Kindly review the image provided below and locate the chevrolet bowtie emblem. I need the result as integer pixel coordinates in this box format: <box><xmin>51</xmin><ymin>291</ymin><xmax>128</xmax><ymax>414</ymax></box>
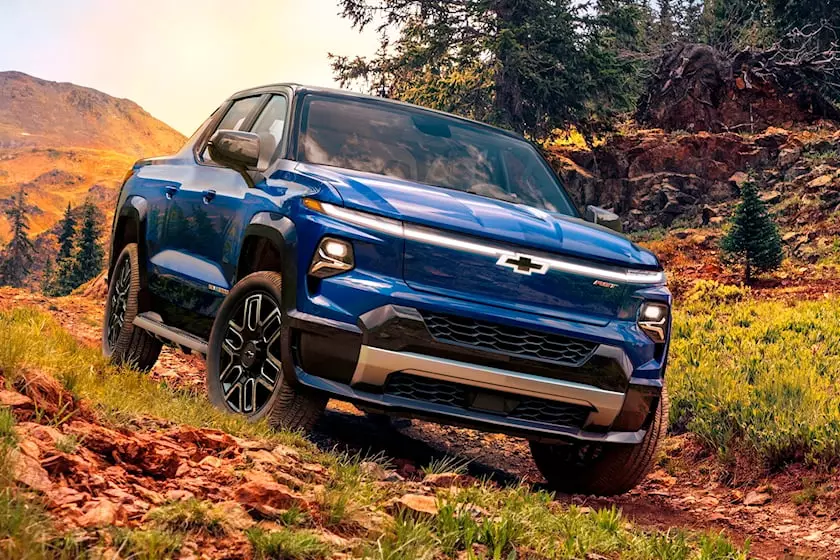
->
<box><xmin>496</xmin><ymin>253</ymin><xmax>550</xmax><ymax>275</ymax></box>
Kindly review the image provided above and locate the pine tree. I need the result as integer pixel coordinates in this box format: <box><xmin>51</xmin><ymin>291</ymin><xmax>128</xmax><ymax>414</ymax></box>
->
<box><xmin>0</xmin><ymin>185</ymin><xmax>35</xmax><ymax>288</ymax></box>
<box><xmin>721</xmin><ymin>178</ymin><xmax>783</xmax><ymax>284</ymax></box>
<box><xmin>51</xmin><ymin>202</ymin><xmax>79</xmax><ymax>296</ymax></box>
<box><xmin>41</xmin><ymin>257</ymin><xmax>55</xmax><ymax>295</ymax></box>
<box><xmin>71</xmin><ymin>202</ymin><xmax>104</xmax><ymax>288</ymax></box>
<box><xmin>57</xmin><ymin>203</ymin><xmax>76</xmax><ymax>260</ymax></box>
<box><xmin>331</xmin><ymin>0</ymin><xmax>645</xmax><ymax>138</ymax></box>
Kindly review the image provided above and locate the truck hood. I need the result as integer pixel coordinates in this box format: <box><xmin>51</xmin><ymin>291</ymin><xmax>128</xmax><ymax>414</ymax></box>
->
<box><xmin>297</xmin><ymin>163</ymin><xmax>660</xmax><ymax>270</ymax></box>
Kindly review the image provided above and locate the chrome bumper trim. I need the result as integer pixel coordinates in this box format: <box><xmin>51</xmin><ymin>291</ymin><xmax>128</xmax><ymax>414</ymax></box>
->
<box><xmin>350</xmin><ymin>345</ymin><xmax>625</xmax><ymax>426</ymax></box>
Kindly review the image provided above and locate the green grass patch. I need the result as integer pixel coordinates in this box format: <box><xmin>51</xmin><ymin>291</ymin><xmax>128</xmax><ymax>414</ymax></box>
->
<box><xmin>670</xmin><ymin>294</ymin><xmax>840</xmax><ymax>470</ymax></box>
<box><xmin>111</xmin><ymin>527</ymin><xmax>183</xmax><ymax>560</ymax></box>
<box><xmin>146</xmin><ymin>499</ymin><xmax>230</xmax><ymax>536</ymax></box>
<box><xmin>247</xmin><ymin>527</ymin><xmax>332</xmax><ymax>560</ymax></box>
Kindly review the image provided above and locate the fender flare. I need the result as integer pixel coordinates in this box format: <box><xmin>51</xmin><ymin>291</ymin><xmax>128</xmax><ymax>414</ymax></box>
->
<box><xmin>238</xmin><ymin>212</ymin><xmax>300</xmax><ymax>385</ymax></box>
<box><xmin>109</xmin><ymin>196</ymin><xmax>148</xmax><ymax>281</ymax></box>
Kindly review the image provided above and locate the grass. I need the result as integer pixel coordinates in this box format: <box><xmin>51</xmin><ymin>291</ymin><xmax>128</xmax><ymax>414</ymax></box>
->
<box><xmin>670</xmin><ymin>285</ymin><xmax>840</xmax><ymax>471</ymax></box>
<box><xmin>317</xmin><ymin>452</ymin><xmax>388</xmax><ymax>529</ymax></box>
<box><xmin>371</xmin><ymin>485</ymin><xmax>751</xmax><ymax>560</ymax></box>
<box><xmin>247</xmin><ymin>527</ymin><xmax>332</xmax><ymax>560</ymax></box>
<box><xmin>0</xmin><ymin>301</ymin><xmax>759</xmax><ymax>558</ymax></box>
<box><xmin>146</xmin><ymin>498</ymin><xmax>230</xmax><ymax>536</ymax></box>
<box><xmin>0</xmin><ymin>306</ymin><xmax>308</xmax><ymax>449</ymax></box>
<box><xmin>111</xmin><ymin>528</ymin><xmax>183</xmax><ymax>560</ymax></box>
<box><xmin>420</xmin><ymin>455</ymin><xmax>471</xmax><ymax>476</ymax></box>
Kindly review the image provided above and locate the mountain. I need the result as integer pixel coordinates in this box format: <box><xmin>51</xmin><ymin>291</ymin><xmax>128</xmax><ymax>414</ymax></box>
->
<box><xmin>0</xmin><ymin>71</ymin><xmax>185</xmax><ymax>263</ymax></box>
<box><xmin>0</xmin><ymin>71</ymin><xmax>184</xmax><ymax>155</ymax></box>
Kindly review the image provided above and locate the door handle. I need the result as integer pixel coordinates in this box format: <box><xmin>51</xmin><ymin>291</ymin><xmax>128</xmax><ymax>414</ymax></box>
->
<box><xmin>202</xmin><ymin>190</ymin><xmax>216</xmax><ymax>204</ymax></box>
<box><xmin>164</xmin><ymin>185</ymin><xmax>178</xmax><ymax>200</ymax></box>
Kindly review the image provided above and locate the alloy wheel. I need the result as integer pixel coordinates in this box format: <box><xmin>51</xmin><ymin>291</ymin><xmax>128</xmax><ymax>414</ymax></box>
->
<box><xmin>107</xmin><ymin>257</ymin><xmax>132</xmax><ymax>348</ymax></box>
<box><xmin>219</xmin><ymin>292</ymin><xmax>283</xmax><ymax>414</ymax></box>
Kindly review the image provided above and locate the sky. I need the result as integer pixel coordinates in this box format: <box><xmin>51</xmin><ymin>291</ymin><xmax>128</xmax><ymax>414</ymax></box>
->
<box><xmin>0</xmin><ymin>0</ymin><xmax>380</xmax><ymax>135</ymax></box>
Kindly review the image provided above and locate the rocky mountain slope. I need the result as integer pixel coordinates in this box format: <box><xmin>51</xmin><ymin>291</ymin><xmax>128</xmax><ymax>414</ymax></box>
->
<box><xmin>0</xmin><ymin>71</ymin><xmax>185</xmax><ymax>246</ymax></box>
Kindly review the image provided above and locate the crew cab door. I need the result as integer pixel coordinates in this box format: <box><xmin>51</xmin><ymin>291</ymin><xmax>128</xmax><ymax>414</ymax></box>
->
<box><xmin>146</xmin><ymin>95</ymin><xmax>263</xmax><ymax>330</ymax></box>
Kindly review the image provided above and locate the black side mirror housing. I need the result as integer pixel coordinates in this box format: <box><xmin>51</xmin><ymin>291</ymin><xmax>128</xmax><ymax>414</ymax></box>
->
<box><xmin>585</xmin><ymin>205</ymin><xmax>623</xmax><ymax>233</ymax></box>
<box><xmin>207</xmin><ymin>130</ymin><xmax>260</xmax><ymax>170</ymax></box>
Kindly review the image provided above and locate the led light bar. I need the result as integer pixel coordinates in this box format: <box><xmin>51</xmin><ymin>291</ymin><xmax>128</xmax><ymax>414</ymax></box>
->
<box><xmin>307</xmin><ymin>200</ymin><xmax>666</xmax><ymax>285</ymax></box>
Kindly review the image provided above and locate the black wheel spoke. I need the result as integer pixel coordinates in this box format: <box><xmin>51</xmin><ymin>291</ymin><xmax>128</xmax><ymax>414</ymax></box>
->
<box><xmin>218</xmin><ymin>291</ymin><xmax>282</xmax><ymax>416</ymax></box>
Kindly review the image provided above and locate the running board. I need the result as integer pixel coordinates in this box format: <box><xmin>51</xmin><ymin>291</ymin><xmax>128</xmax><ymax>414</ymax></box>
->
<box><xmin>133</xmin><ymin>312</ymin><xmax>209</xmax><ymax>355</ymax></box>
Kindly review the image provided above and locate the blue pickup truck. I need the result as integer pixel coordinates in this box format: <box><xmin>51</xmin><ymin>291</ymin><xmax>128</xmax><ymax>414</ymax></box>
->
<box><xmin>102</xmin><ymin>84</ymin><xmax>671</xmax><ymax>495</ymax></box>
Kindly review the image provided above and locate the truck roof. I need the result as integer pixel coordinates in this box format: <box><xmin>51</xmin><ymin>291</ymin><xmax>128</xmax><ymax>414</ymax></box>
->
<box><xmin>227</xmin><ymin>83</ymin><xmax>524</xmax><ymax>141</ymax></box>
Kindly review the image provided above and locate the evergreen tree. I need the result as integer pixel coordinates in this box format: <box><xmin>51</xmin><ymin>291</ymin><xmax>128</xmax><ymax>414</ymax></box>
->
<box><xmin>331</xmin><ymin>0</ymin><xmax>644</xmax><ymax>139</ymax></box>
<box><xmin>0</xmin><ymin>185</ymin><xmax>35</xmax><ymax>288</ymax></box>
<box><xmin>721</xmin><ymin>178</ymin><xmax>783</xmax><ymax>284</ymax></box>
<box><xmin>71</xmin><ymin>202</ymin><xmax>104</xmax><ymax>288</ymax></box>
<box><xmin>657</xmin><ymin>0</ymin><xmax>677</xmax><ymax>44</ymax></box>
<box><xmin>51</xmin><ymin>202</ymin><xmax>79</xmax><ymax>296</ymax></box>
<box><xmin>57</xmin><ymin>203</ymin><xmax>76</xmax><ymax>260</ymax></box>
<box><xmin>41</xmin><ymin>257</ymin><xmax>55</xmax><ymax>295</ymax></box>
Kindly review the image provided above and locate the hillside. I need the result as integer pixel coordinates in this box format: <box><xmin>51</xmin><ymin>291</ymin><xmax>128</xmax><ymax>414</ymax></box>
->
<box><xmin>0</xmin><ymin>71</ymin><xmax>184</xmax><ymax>155</ymax></box>
<box><xmin>0</xmin><ymin>71</ymin><xmax>185</xmax><ymax>252</ymax></box>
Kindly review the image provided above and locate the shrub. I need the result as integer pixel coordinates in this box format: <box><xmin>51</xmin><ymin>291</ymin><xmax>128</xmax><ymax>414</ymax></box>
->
<box><xmin>669</xmin><ymin>296</ymin><xmax>840</xmax><ymax>472</ymax></box>
<box><xmin>684</xmin><ymin>280</ymin><xmax>749</xmax><ymax>307</ymax></box>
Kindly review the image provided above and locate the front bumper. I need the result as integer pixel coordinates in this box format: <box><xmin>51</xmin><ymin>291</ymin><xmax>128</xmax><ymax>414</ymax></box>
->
<box><xmin>284</xmin><ymin>304</ymin><xmax>665</xmax><ymax>445</ymax></box>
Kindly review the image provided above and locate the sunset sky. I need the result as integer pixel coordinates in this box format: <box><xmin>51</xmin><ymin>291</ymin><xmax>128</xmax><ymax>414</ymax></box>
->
<box><xmin>0</xmin><ymin>0</ymin><xmax>380</xmax><ymax>135</ymax></box>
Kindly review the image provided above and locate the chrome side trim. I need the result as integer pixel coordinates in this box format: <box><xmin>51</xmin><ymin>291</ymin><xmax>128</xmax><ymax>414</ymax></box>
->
<box><xmin>318</xmin><ymin>202</ymin><xmax>665</xmax><ymax>285</ymax></box>
<box><xmin>350</xmin><ymin>346</ymin><xmax>625</xmax><ymax>426</ymax></box>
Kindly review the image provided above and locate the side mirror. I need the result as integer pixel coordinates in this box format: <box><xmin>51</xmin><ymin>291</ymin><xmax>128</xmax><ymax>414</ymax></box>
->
<box><xmin>207</xmin><ymin>130</ymin><xmax>260</xmax><ymax>170</ymax></box>
<box><xmin>585</xmin><ymin>205</ymin><xmax>623</xmax><ymax>233</ymax></box>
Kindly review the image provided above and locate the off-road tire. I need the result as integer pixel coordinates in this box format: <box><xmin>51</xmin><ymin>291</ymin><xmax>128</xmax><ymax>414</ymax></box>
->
<box><xmin>206</xmin><ymin>271</ymin><xmax>327</xmax><ymax>432</ymax></box>
<box><xmin>102</xmin><ymin>243</ymin><xmax>162</xmax><ymax>370</ymax></box>
<box><xmin>530</xmin><ymin>389</ymin><xmax>669</xmax><ymax>496</ymax></box>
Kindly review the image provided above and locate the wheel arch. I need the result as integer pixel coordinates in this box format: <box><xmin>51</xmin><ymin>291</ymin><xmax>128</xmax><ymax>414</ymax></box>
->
<box><xmin>109</xmin><ymin>196</ymin><xmax>148</xmax><ymax>284</ymax></box>
<box><xmin>236</xmin><ymin>212</ymin><xmax>298</xmax><ymax>312</ymax></box>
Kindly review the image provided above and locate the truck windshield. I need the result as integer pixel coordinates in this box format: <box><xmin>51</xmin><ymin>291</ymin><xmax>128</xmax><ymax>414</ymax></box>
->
<box><xmin>297</xmin><ymin>94</ymin><xmax>577</xmax><ymax>216</ymax></box>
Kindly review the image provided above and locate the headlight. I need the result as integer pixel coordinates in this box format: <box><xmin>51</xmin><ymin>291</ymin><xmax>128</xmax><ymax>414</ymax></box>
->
<box><xmin>309</xmin><ymin>237</ymin><xmax>354</xmax><ymax>278</ymax></box>
<box><xmin>638</xmin><ymin>302</ymin><xmax>669</xmax><ymax>343</ymax></box>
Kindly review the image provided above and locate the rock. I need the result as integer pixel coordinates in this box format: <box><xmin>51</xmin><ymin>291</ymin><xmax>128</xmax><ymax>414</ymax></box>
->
<box><xmin>778</xmin><ymin>146</ymin><xmax>802</xmax><ymax>167</ymax></box>
<box><xmin>729</xmin><ymin>171</ymin><xmax>749</xmax><ymax>188</ymax></box>
<box><xmin>360</xmin><ymin>461</ymin><xmax>402</xmax><ymax>482</ymax></box>
<box><xmin>422</xmin><ymin>472</ymin><xmax>465</xmax><ymax>488</ymax></box>
<box><xmin>165</xmin><ymin>489</ymin><xmax>195</xmax><ymax>502</ymax></box>
<box><xmin>78</xmin><ymin>499</ymin><xmax>127</xmax><ymax>527</ymax></box>
<box><xmin>808</xmin><ymin>175</ymin><xmax>834</xmax><ymax>189</ymax></box>
<box><xmin>744</xmin><ymin>491</ymin><xmax>772</xmax><ymax>506</ymax></box>
<box><xmin>9</xmin><ymin>448</ymin><xmax>52</xmax><ymax>492</ymax></box>
<box><xmin>198</xmin><ymin>455</ymin><xmax>223</xmax><ymax>469</ymax></box>
<box><xmin>215</xmin><ymin>501</ymin><xmax>255</xmax><ymax>530</ymax></box>
<box><xmin>709</xmin><ymin>216</ymin><xmax>725</xmax><ymax>225</ymax></box>
<box><xmin>0</xmin><ymin>389</ymin><xmax>32</xmax><ymax>407</ymax></box>
<box><xmin>232</xmin><ymin>480</ymin><xmax>309</xmax><ymax>517</ymax></box>
<box><xmin>386</xmin><ymin>494</ymin><xmax>439</xmax><ymax>517</ymax></box>
<box><xmin>760</xmin><ymin>190</ymin><xmax>782</xmax><ymax>204</ymax></box>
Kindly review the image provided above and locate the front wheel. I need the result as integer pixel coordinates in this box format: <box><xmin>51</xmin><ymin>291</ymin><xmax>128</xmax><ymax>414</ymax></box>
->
<box><xmin>206</xmin><ymin>271</ymin><xmax>326</xmax><ymax>431</ymax></box>
<box><xmin>530</xmin><ymin>389</ymin><xmax>669</xmax><ymax>496</ymax></box>
<box><xmin>102</xmin><ymin>243</ymin><xmax>162</xmax><ymax>370</ymax></box>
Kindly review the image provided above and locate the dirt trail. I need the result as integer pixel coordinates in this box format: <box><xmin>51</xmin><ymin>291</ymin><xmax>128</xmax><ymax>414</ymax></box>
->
<box><xmin>3</xmin><ymin>287</ymin><xmax>839</xmax><ymax>560</ymax></box>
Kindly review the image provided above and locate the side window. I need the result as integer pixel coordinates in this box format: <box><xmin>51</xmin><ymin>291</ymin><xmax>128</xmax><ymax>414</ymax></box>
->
<box><xmin>250</xmin><ymin>95</ymin><xmax>289</xmax><ymax>161</ymax></box>
<box><xmin>201</xmin><ymin>96</ymin><xmax>262</xmax><ymax>163</ymax></box>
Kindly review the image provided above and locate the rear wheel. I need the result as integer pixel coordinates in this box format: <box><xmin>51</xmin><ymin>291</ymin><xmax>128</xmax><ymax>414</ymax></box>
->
<box><xmin>206</xmin><ymin>271</ymin><xmax>327</xmax><ymax>431</ymax></box>
<box><xmin>101</xmin><ymin>243</ymin><xmax>162</xmax><ymax>370</ymax></box>
<box><xmin>530</xmin><ymin>389</ymin><xmax>669</xmax><ymax>496</ymax></box>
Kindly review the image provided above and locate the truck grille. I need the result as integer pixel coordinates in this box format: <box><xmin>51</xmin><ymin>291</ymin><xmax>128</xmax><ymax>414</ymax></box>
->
<box><xmin>421</xmin><ymin>312</ymin><xmax>597</xmax><ymax>366</ymax></box>
<box><xmin>384</xmin><ymin>373</ymin><xmax>591</xmax><ymax>429</ymax></box>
